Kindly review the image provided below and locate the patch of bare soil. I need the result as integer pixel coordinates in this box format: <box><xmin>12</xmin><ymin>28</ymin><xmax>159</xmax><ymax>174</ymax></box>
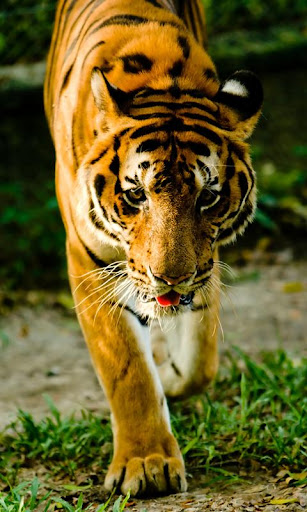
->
<box><xmin>127</xmin><ymin>472</ymin><xmax>306</xmax><ymax>511</ymax></box>
<box><xmin>0</xmin><ymin>262</ymin><xmax>306</xmax><ymax>510</ymax></box>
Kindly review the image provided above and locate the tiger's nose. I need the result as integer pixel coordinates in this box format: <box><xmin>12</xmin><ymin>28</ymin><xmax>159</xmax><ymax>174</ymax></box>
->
<box><xmin>152</xmin><ymin>272</ymin><xmax>195</xmax><ymax>286</ymax></box>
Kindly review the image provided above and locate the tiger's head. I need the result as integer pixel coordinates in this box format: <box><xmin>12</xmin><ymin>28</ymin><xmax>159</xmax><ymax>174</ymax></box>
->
<box><xmin>78</xmin><ymin>67</ymin><xmax>262</xmax><ymax>319</ymax></box>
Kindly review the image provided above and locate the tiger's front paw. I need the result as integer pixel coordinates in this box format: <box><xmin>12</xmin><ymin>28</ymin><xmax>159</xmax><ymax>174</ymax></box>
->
<box><xmin>105</xmin><ymin>453</ymin><xmax>187</xmax><ymax>497</ymax></box>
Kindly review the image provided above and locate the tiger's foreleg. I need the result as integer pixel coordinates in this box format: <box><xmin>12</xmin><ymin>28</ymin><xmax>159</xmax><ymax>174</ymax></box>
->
<box><xmin>67</xmin><ymin>242</ymin><xmax>187</xmax><ymax>496</ymax></box>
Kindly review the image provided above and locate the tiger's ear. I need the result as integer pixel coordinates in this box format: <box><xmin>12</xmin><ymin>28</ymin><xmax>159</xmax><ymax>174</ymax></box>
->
<box><xmin>91</xmin><ymin>67</ymin><xmax>132</xmax><ymax>115</ymax></box>
<box><xmin>215</xmin><ymin>71</ymin><xmax>263</xmax><ymax>140</ymax></box>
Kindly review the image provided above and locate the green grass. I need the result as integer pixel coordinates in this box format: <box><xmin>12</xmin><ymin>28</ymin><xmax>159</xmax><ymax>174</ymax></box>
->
<box><xmin>1</xmin><ymin>397</ymin><xmax>112</xmax><ymax>479</ymax></box>
<box><xmin>0</xmin><ymin>481</ymin><xmax>132</xmax><ymax>512</ymax></box>
<box><xmin>172</xmin><ymin>348</ymin><xmax>306</xmax><ymax>475</ymax></box>
<box><xmin>0</xmin><ymin>348</ymin><xmax>306</xmax><ymax>510</ymax></box>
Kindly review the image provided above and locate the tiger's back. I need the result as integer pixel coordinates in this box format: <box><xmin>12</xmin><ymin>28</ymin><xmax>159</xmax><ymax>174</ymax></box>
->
<box><xmin>45</xmin><ymin>0</ymin><xmax>262</xmax><ymax>497</ymax></box>
<box><xmin>45</xmin><ymin>0</ymin><xmax>213</xmax><ymax>164</ymax></box>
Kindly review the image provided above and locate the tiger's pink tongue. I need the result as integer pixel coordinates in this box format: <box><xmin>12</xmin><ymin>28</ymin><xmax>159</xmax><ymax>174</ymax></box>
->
<box><xmin>156</xmin><ymin>291</ymin><xmax>181</xmax><ymax>307</ymax></box>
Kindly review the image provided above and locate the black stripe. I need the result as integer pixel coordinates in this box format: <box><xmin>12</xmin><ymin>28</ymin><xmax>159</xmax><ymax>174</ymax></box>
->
<box><xmin>221</xmin><ymin>180</ymin><xmax>231</xmax><ymax>199</ymax></box>
<box><xmin>71</xmin><ymin>111</ymin><xmax>79</xmax><ymax>167</ymax></box>
<box><xmin>193</xmin><ymin>275</ymin><xmax>212</xmax><ymax>286</ymax></box>
<box><xmin>169</xmin><ymin>59</ymin><xmax>184</xmax><ymax>78</ymax></box>
<box><xmin>114</xmin><ymin>178</ymin><xmax>122</xmax><ymax>194</ymax></box>
<box><xmin>88</xmin><ymin>14</ymin><xmax>182</xmax><ymax>38</ymax></box>
<box><xmin>89</xmin><ymin>188</ymin><xmax>109</xmax><ymax>224</ymax></box>
<box><xmin>101</xmin><ymin>63</ymin><xmax>114</xmax><ymax>73</ymax></box>
<box><xmin>171</xmin><ymin>361</ymin><xmax>182</xmax><ymax>377</ymax></box>
<box><xmin>195</xmin><ymin>0</ymin><xmax>206</xmax><ymax>45</ymax></box>
<box><xmin>242</xmin><ymin>158</ymin><xmax>255</xmax><ymax>188</ymax></box>
<box><xmin>136</xmin><ymin>139</ymin><xmax>163</xmax><ymax>153</ymax></box>
<box><xmin>110</xmin><ymin>213</ymin><xmax>122</xmax><ymax>227</ymax></box>
<box><xmin>63</xmin><ymin>0</ymin><xmax>103</xmax><ymax>63</ymax></box>
<box><xmin>76</xmin><ymin>225</ymin><xmax>109</xmax><ymax>267</ymax></box>
<box><xmin>231</xmin><ymin>202</ymin><xmax>254</xmax><ymax>232</ymax></box>
<box><xmin>95</xmin><ymin>14</ymin><xmax>148</xmax><ymax>29</ymax></box>
<box><xmin>217</xmin><ymin>227</ymin><xmax>233</xmax><ymax>242</ymax></box>
<box><xmin>191</xmin><ymin>303</ymin><xmax>209</xmax><ymax>311</ymax></box>
<box><xmin>227</xmin><ymin>210</ymin><xmax>238</xmax><ymax>220</ymax></box>
<box><xmin>177</xmin><ymin>35</ymin><xmax>190</xmax><ymax>59</ymax></box>
<box><xmin>64</xmin><ymin>0</ymin><xmax>98</xmax><ymax>58</ymax></box>
<box><xmin>109</xmin><ymin>154</ymin><xmax>120</xmax><ymax>175</ymax></box>
<box><xmin>196</xmin><ymin>158</ymin><xmax>208</xmax><ymax>170</ymax></box>
<box><xmin>46</xmin><ymin>0</ymin><xmax>70</xmax><ymax>96</ymax></box>
<box><xmin>170</xmin><ymin>134</ymin><xmax>178</xmax><ymax>165</ymax></box>
<box><xmin>64</xmin><ymin>0</ymin><xmax>92</xmax><ymax>27</ymax></box>
<box><xmin>186</xmin><ymin>0</ymin><xmax>197</xmax><ymax>41</ymax></box>
<box><xmin>64</xmin><ymin>13</ymin><xmax>147</xmax><ymax>65</ymax></box>
<box><xmin>229</xmin><ymin>144</ymin><xmax>255</xmax><ymax>187</ymax></box>
<box><xmin>216</xmin><ymin>200</ymin><xmax>230</xmax><ymax>218</ymax></box>
<box><xmin>94</xmin><ymin>174</ymin><xmax>106</xmax><ymax>197</ymax></box>
<box><xmin>81</xmin><ymin>40</ymin><xmax>105</xmax><ymax>70</ymax></box>
<box><xmin>113</xmin><ymin>303</ymin><xmax>149</xmax><ymax>326</ymax></box>
<box><xmin>84</xmin><ymin>244</ymin><xmax>109</xmax><ymax>266</ymax></box>
<box><xmin>227</xmin><ymin>180</ymin><xmax>253</xmax><ymax>223</ymax></box>
<box><xmin>124</xmin><ymin>176</ymin><xmax>138</xmax><ymax>184</ymax></box>
<box><xmin>176</xmin><ymin>140</ymin><xmax>210</xmax><ymax>157</ymax></box>
<box><xmin>100</xmin><ymin>204</ymin><xmax>108</xmax><ymax>220</ymax></box>
<box><xmin>204</xmin><ymin>68</ymin><xmax>218</xmax><ymax>81</ymax></box>
<box><xmin>188</xmin><ymin>124</ymin><xmax>222</xmax><ymax>144</ymax></box>
<box><xmin>65</xmin><ymin>0</ymin><xmax>104</xmax><ymax>35</ymax></box>
<box><xmin>176</xmin><ymin>123</ymin><xmax>222</xmax><ymax>145</ymax></box>
<box><xmin>238</xmin><ymin>171</ymin><xmax>249</xmax><ymax>201</ymax></box>
<box><xmin>132</xmin><ymin>100</ymin><xmax>181</xmax><ymax>110</ymax></box>
<box><xmin>130</xmin><ymin>123</ymin><xmax>165</xmax><ymax>139</ymax></box>
<box><xmin>113</xmin><ymin>136</ymin><xmax>120</xmax><ymax>152</ymax></box>
<box><xmin>132</xmin><ymin>99</ymin><xmax>216</xmax><ymax>115</ymax></box>
<box><xmin>89</xmin><ymin>207</ymin><xmax>106</xmax><ymax>230</ymax></box>
<box><xmin>178</xmin><ymin>111</ymin><xmax>220</xmax><ymax>127</ymax></box>
<box><xmin>140</xmin><ymin>160</ymin><xmax>150</xmax><ymax>169</ymax></box>
<box><xmin>113</xmin><ymin>203</ymin><xmax>120</xmax><ymax>217</ymax></box>
<box><xmin>144</xmin><ymin>0</ymin><xmax>163</xmax><ymax>8</ymax></box>
<box><xmin>122</xmin><ymin>54</ymin><xmax>153</xmax><ymax>74</ymax></box>
<box><xmin>60</xmin><ymin>64</ymin><xmax>73</xmax><ymax>92</ymax></box>
<box><xmin>119</xmin><ymin>127</ymin><xmax>132</xmax><ymax>138</ymax></box>
<box><xmin>130</xmin><ymin>111</ymin><xmax>217</xmax><ymax>123</ymax></box>
<box><xmin>226</xmin><ymin>152</ymin><xmax>235</xmax><ymax>179</ymax></box>
<box><xmin>89</xmin><ymin>202</ymin><xmax>121</xmax><ymax>239</ymax></box>
<box><xmin>131</xmin><ymin>120</ymin><xmax>221</xmax><ymax>145</ymax></box>
<box><xmin>71</xmin><ymin>203</ymin><xmax>119</xmax><ymax>259</ymax></box>
<box><xmin>211</xmin><ymin>222</ymin><xmax>222</xmax><ymax>229</ymax></box>
<box><xmin>135</xmin><ymin>88</ymin><xmax>172</xmax><ymax>98</ymax></box>
<box><xmin>180</xmin><ymin>90</ymin><xmax>211</xmax><ymax>99</ymax></box>
<box><xmin>129</xmin><ymin>112</ymin><xmax>172</xmax><ymax>120</ymax></box>
<box><xmin>168</xmin><ymin>84</ymin><xmax>180</xmax><ymax>98</ymax></box>
<box><xmin>90</xmin><ymin>148</ymin><xmax>108</xmax><ymax>165</ymax></box>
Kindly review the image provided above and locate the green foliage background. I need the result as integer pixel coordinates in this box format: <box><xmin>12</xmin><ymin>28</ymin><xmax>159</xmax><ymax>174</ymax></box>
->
<box><xmin>204</xmin><ymin>0</ymin><xmax>306</xmax><ymax>33</ymax></box>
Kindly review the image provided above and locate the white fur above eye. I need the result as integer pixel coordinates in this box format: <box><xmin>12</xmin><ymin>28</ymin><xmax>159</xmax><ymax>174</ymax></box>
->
<box><xmin>221</xmin><ymin>79</ymin><xmax>249</xmax><ymax>97</ymax></box>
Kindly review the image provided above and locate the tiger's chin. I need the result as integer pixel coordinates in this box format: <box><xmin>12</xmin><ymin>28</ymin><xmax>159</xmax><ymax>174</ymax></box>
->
<box><xmin>135</xmin><ymin>292</ymin><xmax>195</xmax><ymax>320</ymax></box>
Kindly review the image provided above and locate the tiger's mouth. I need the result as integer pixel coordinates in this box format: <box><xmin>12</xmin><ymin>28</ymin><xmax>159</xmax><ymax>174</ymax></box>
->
<box><xmin>140</xmin><ymin>291</ymin><xmax>194</xmax><ymax>307</ymax></box>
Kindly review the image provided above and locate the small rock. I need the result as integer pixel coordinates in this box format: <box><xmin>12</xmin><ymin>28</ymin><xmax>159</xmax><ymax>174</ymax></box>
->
<box><xmin>46</xmin><ymin>366</ymin><xmax>61</xmax><ymax>377</ymax></box>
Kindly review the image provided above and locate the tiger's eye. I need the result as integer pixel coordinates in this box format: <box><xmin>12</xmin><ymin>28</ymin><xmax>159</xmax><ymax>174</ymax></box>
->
<box><xmin>198</xmin><ymin>188</ymin><xmax>220</xmax><ymax>211</ymax></box>
<box><xmin>123</xmin><ymin>188</ymin><xmax>146</xmax><ymax>208</ymax></box>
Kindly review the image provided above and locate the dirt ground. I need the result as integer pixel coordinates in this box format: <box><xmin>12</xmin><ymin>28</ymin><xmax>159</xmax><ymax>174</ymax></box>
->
<box><xmin>0</xmin><ymin>262</ymin><xmax>306</xmax><ymax>511</ymax></box>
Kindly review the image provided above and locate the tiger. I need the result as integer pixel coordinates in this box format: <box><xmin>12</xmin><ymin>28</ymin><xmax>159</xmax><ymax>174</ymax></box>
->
<box><xmin>44</xmin><ymin>0</ymin><xmax>263</xmax><ymax>497</ymax></box>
